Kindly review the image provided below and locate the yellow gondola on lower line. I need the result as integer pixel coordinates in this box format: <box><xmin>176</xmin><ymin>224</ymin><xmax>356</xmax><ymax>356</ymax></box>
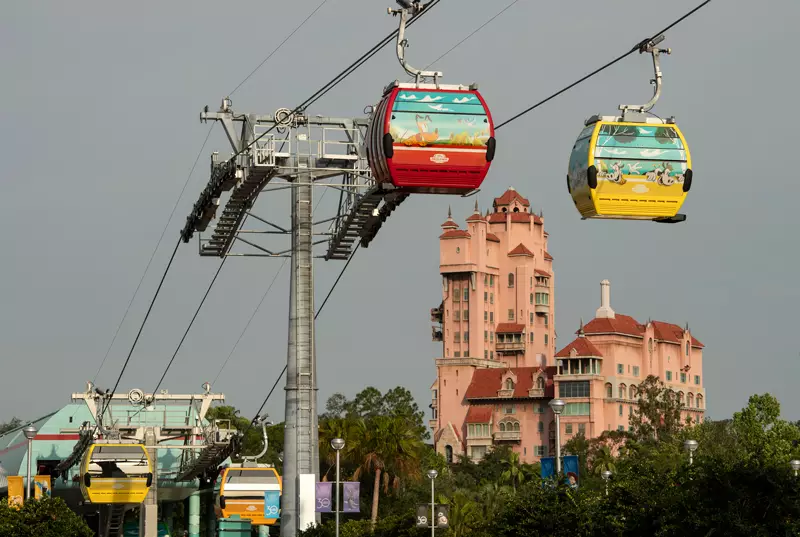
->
<box><xmin>79</xmin><ymin>443</ymin><xmax>153</xmax><ymax>504</ymax></box>
<box><xmin>218</xmin><ymin>466</ymin><xmax>282</xmax><ymax>526</ymax></box>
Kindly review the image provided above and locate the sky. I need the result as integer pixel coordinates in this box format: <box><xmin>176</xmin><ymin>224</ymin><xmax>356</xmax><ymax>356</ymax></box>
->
<box><xmin>1</xmin><ymin>0</ymin><xmax>798</xmax><ymax>427</ymax></box>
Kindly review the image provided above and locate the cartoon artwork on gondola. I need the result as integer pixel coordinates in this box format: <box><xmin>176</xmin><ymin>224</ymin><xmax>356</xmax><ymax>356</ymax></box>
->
<box><xmin>389</xmin><ymin>91</ymin><xmax>491</xmax><ymax>148</ymax></box>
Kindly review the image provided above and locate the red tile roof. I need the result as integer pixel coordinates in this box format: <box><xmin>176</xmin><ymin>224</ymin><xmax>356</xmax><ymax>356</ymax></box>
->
<box><xmin>535</xmin><ymin>269</ymin><xmax>551</xmax><ymax>277</ymax></box>
<box><xmin>555</xmin><ymin>337</ymin><xmax>604</xmax><ymax>358</ymax></box>
<box><xmin>466</xmin><ymin>212</ymin><xmax>484</xmax><ymax>223</ymax></box>
<box><xmin>508</xmin><ymin>243</ymin><xmax>534</xmax><ymax>257</ymax></box>
<box><xmin>582</xmin><ymin>315</ymin><xmax>704</xmax><ymax>348</ymax></box>
<box><xmin>493</xmin><ymin>188</ymin><xmax>530</xmax><ymax>207</ymax></box>
<box><xmin>581</xmin><ymin>314</ymin><xmax>644</xmax><ymax>337</ymax></box>
<box><xmin>544</xmin><ymin>251</ymin><xmax>553</xmax><ymax>261</ymax></box>
<box><xmin>441</xmin><ymin>219</ymin><xmax>458</xmax><ymax>228</ymax></box>
<box><xmin>465</xmin><ymin>366</ymin><xmax>556</xmax><ymax>400</ymax></box>
<box><xmin>486</xmin><ymin>233</ymin><xmax>500</xmax><ymax>243</ymax></box>
<box><xmin>496</xmin><ymin>323</ymin><xmax>525</xmax><ymax>334</ymax></box>
<box><xmin>439</xmin><ymin>229</ymin><xmax>471</xmax><ymax>239</ymax></box>
<box><xmin>465</xmin><ymin>406</ymin><xmax>493</xmax><ymax>423</ymax></box>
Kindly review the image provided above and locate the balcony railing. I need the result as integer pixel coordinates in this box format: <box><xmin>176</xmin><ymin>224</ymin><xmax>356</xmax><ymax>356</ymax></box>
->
<box><xmin>493</xmin><ymin>430</ymin><xmax>522</xmax><ymax>442</ymax></box>
<box><xmin>496</xmin><ymin>389</ymin><xmax>514</xmax><ymax>398</ymax></box>
<box><xmin>535</xmin><ymin>303</ymin><xmax>549</xmax><ymax>314</ymax></box>
<box><xmin>496</xmin><ymin>341</ymin><xmax>525</xmax><ymax>353</ymax></box>
<box><xmin>528</xmin><ymin>387</ymin><xmax>545</xmax><ymax>397</ymax></box>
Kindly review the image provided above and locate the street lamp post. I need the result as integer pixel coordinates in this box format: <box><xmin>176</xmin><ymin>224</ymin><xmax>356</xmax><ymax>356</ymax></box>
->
<box><xmin>601</xmin><ymin>470</ymin><xmax>612</xmax><ymax>496</ymax></box>
<box><xmin>548</xmin><ymin>399</ymin><xmax>566</xmax><ymax>474</ymax></box>
<box><xmin>683</xmin><ymin>439</ymin><xmax>698</xmax><ymax>465</ymax></box>
<box><xmin>426</xmin><ymin>469</ymin><xmax>438</xmax><ymax>537</ymax></box>
<box><xmin>23</xmin><ymin>425</ymin><xmax>37</xmax><ymax>500</ymax></box>
<box><xmin>790</xmin><ymin>459</ymin><xmax>800</xmax><ymax>477</ymax></box>
<box><xmin>330</xmin><ymin>438</ymin><xmax>346</xmax><ymax>537</ymax></box>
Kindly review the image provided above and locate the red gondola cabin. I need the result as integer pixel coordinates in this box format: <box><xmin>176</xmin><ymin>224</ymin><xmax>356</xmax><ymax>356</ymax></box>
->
<box><xmin>366</xmin><ymin>82</ymin><xmax>496</xmax><ymax>195</ymax></box>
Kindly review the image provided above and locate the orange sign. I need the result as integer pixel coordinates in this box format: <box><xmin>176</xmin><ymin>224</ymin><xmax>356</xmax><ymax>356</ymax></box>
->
<box><xmin>34</xmin><ymin>475</ymin><xmax>51</xmax><ymax>499</ymax></box>
<box><xmin>7</xmin><ymin>476</ymin><xmax>24</xmax><ymax>508</ymax></box>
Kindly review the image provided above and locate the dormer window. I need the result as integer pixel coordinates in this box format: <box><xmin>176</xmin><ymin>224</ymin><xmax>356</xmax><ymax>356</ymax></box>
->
<box><xmin>505</xmin><ymin>378</ymin><xmax>515</xmax><ymax>390</ymax></box>
<box><xmin>536</xmin><ymin>376</ymin><xmax>545</xmax><ymax>390</ymax></box>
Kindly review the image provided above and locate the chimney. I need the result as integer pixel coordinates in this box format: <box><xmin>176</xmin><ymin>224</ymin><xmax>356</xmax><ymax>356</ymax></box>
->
<box><xmin>595</xmin><ymin>279</ymin><xmax>615</xmax><ymax>319</ymax></box>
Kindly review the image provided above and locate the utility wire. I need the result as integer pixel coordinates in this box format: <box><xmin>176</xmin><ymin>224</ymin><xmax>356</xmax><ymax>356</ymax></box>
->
<box><xmin>227</xmin><ymin>0</ymin><xmax>443</xmax><ymax>163</ymax></box>
<box><xmin>415</xmin><ymin>0</ymin><xmax>520</xmax><ymax>75</ymax></box>
<box><xmin>100</xmin><ymin>238</ymin><xmax>182</xmax><ymax>419</ymax></box>
<box><xmin>228</xmin><ymin>0</ymin><xmax>330</xmax><ymax>97</ymax></box>
<box><xmin>243</xmin><ymin>243</ymin><xmax>360</xmax><ymax>435</ymax></box>
<box><xmin>495</xmin><ymin>0</ymin><xmax>711</xmax><ymax>130</ymax></box>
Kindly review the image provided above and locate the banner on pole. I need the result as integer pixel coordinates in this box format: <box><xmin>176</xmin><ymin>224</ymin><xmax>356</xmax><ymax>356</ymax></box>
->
<box><xmin>415</xmin><ymin>505</ymin><xmax>429</xmax><ymax>528</ymax></box>
<box><xmin>315</xmin><ymin>482</ymin><xmax>332</xmax><ymax>513</ymax></box>
<box><xmin>264</xmin><ymin>490</ymin><xmax>280</xmax><ymax>519</ymax></box>
<box><xmin>540</xmin><ymin>456</ymin><xmax>555</xmax><ymax>479</ymax></box>
<box><xmin>563</xmin><ymin>455</ymin><xmax>580</xmax><ymax>489</ymax></box>
<box><xmin>7</xmin><ymin>476</ymin><xmax>23</xmax><ymax>508</ymax></box>
<box><xmin>435</xmin><ymin>505</ymin><xmax>450</xmax><ymax>528</ymax></box>
<box><xmin>34</xmin><ymin>475</ymin><xmax>51</xmax><ymax>499</ymax></box>
<box><xmin>341</xmin><ymin>482</ymin><xmax>360</xmax><ymax>513</ymax></box>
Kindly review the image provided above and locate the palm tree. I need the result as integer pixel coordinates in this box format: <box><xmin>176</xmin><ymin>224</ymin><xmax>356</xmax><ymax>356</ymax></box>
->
<box><xmin>350</xmin><ymin>415</ymin><xmax>424</xmax><ymax>529</ymax></box>
<box><xmin>499</xmin><ymin>451</ymin><xmax>526</xmax><ymax>491</ymax></box>
<box><xmin>318</xmin><ymin>416</ymin><xmax>358</xmax><ymax>481</ymax></box>
<box><xmin>440</xmin><ymin>490</ymin><xmax>481</xmax><ymax>537</ymax></box>
<box><xmin>478</xmin><ymin>481</ymin><xmax>512</xmax><ymax>519</ymax></box>
<box><xmin>591</xmin><ymin>445</ymin><xmax>617</xmax><ymax>475</ymax></box>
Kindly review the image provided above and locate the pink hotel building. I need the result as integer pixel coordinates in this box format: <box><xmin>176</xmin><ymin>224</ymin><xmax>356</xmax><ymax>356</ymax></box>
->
<box><xmin>429</xmin><ymin>188</ymin><xmax>706</xmax><ymax>463</ymax></box>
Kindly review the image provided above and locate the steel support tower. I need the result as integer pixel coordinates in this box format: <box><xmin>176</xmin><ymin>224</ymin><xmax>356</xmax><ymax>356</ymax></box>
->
<box><xmin>180</xmin><ymin>99</ymin><xmax>404</xmax><ymax>536</ymax></box>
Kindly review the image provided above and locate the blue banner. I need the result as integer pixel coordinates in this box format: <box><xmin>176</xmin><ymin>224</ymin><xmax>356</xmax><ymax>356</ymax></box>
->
<box><xmin>563</xmin><ymin>455</ymin><xmax>579</xmax><ymax>489</ymax></box>
<box><xmin>315</xmin><ymin>482</ymin><xmax>332</xmax><ymax>513</ymax></box>
<box><xmin>540</xmin><ymin>457</ymin><xmax>555</xmax><ymax>479</ymax></box>
<box><xmin>342</xmin><ymin>482</ymin><xmax>360</xmax><ymax>513</ymax></box>
<box><xmin>264</xmin><ymin>490</ymin><xmax>280</xmax><ymax>519</ymax></box>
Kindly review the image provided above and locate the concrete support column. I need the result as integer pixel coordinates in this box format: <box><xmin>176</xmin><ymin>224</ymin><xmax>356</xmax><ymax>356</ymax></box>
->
<box><xmin>140</xmin><ymin>427</ymin><xmax>159</xmax><ymax>537</ymax></box>
<box><xmin>189</xmin><ymin>491</ymin><xmax>201</xmax><ymax>537</ymax></box>
<box><xmin>163</xmin><ymin>503</ymin><xmax>174</xmax><ymax>536</ymax></box>
<box><xmin>206</xmin><ymin>492</ymin><xmax>217</xmax><ymax>537</ymax></box>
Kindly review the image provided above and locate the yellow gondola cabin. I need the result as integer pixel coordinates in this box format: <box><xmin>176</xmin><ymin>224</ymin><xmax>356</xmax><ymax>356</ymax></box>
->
<box><xmin>567</xmin><ymin>34</ymin><xmax>692</xmax><ymax>223</ymax></box>
<box><xmin>80</xmin><ymin>443</ymin><xmax>153</xmax><ymax>504</ymax></box>
<box><xmin>218</xmin><ymin>466</ymin><xmax>282</xmax><ymax>526</ymax></box>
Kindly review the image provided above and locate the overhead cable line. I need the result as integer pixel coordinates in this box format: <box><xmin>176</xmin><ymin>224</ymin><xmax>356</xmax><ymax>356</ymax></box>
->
<box><xmin>243</xmin><ymin>243</ymin><xmax>360</xmax><ymax>436</ymax></box>
<box><xmin>495</xmin><ymin>0</ymin><xmax>712</xmax><ymax>130</ymax></box>
<box><xmin>226</xmin><ymin>0</ymin><xmax>443</xmax><ymax>163</ymax></box>
<box><xmin>228</xmin><ymin>0</ymin><xmax>330</xmax><ymax>96</ymax></box>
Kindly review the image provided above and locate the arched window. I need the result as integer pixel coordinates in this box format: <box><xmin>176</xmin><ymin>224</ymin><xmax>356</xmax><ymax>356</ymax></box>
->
<box><xmin>687</xmin><ymin>393</ymin><xmax>694</xmax><ymax>408</ymax></box>
<box><xmin>508</xmin><ymin>273</ymin><xmax>515</xmax><ymax>288</ymax></box>
<box><xmin>678</xmin><ymin>392</ymin><xmax>685</xmax><ymax>405</ymax></box>
<box><xmin>685</xmin><ymin>341</ymin><xmax>690</xmax><ymax>356</ymax></box>
<box><xmin>530</xmin><ymin>293</ymin><xmax>534</xmax><ymax>305</ymax></box>
<box><xmin>499</xmin><ymin>422</ymin><xmax>506</xmax><ymax>432</ymax></box>
<box><xmin>505</xmin><ymin>378</ymin><xmax>515</xmax><ymax>390</ymax></box>
<box><xmin>537</xmin><ymin>376</ymin><xmax>545</xmax><ymax>390</ymax></box>
<box><xmin>629</xmin><ymin>386</ymin><xmax>636</xmax><ymax>400</ymax></box>
<box><xmin>445</xmin><ymin>445</ymin><xmax>453</xmax><ymax>464</ymax></box>
<box><xmin>605</xmin><ymin>383</ymin><xmax>613</xmax><ymax>398</ymax></box>
<box><xmin>513</xmin><ymin>421</ymin><xmax>520</xmax><ymax>431</ymax></box>
<box><xmin>697</xmin><ymin>394</ymin><xmax>704</xmax><ymax>409</ymax></box>
<box><xmin>618</xmin><ymin>384</ymin><xmax>626</xmax><ymax>399</ymax></box>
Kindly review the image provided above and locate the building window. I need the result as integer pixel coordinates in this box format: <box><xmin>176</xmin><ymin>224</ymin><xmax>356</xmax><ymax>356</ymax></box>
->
<box><xmin>578</xmin><ymin>423</ymin><xmax>586</xmax><ymax>435</ymax></box>
<box><xmin>564</xmin><ymin>402</ymin><xmax>591</xmax><ymax>416</ymax></box>
<box><xmin>490</xmin><ymin>275</ymin><xmax>494</xmax><ymax>286</ymax></box>
<box><xmin>484</xmin><ymin>350</ymin><xmax>488</xmax><ymax>359</ymax></box>
<box><xmin>544</xmin><ymin>334</ymin><xmax>548</xmax><ymax>345</ymax></box>
<box><xmin>633</xmin><ymin>366</ymin><xmax>640</xmax><ymax>377</ymax></box>
<box><xmin>490</xmin><ymin>293</ymin><xmax>494</xmax><ymax>304</ymax></box>
<box><xmin>617</xmin><ymin>364</ymin><xmax>624</xmax><ymax>374</ymax></box>
<box><xmin>685</xmin><ymin>341</ymin><xmax>690</xmax><ymax>356</ymax></box>
<box><xmin>680</xmin><ymin>372</ymin><xmax>686</xmax><ymax>383</ymax></box>
<box><xmin>508</xmin><ymin>273</ymin><xmax>515</xmax><ymax>287</ymax></box>
<box><xmin>490</xmin><ymin>351</ymin><xmax>494</xmax><ymax>359</ymax></box>
<box><xmin>463</xmin><ymin>288</ymin><xmax>469</xmax><ymax>302</ymax></box>
<box><xmin>484</xmin><ymin>311</ymin><xmax>488</xmax><ymax>321</ymax></box>
<box><xmin>535</xmin><ymin>446</ymin><xmax>547</xmax><ymax>457</ymax></box>
<box><xmin>454</xmin><ymin>332</ymin><xmax>461</xmax><ymax>343</ymax></box>
<box><xmin>464</xmin><ymin>331</ymin><xmax>470</xmax><ymax>342</ymax></box>
<box><xmin>538</xmin><ymin>422</ymin><xmax>544</xmax><ymax>433</ymax></box>
<box><xmin>504</xmin><ymin>405</ymin><xmax>515</xmax><ymax>414</ymax></box>
<box><xmin>536</xmin><ymin>377</ymin><xmax>545</xmax><ymax>390</ymax></box>
<box><xmin>484</xmin><ymin>291</ymin><xmax>488</xmax><ymax>301</ymax></box>
<box><xmin>456</xmin><ymin>247</ymin><xmax>460</xmax><ymax>253</ymax></box>
<box><xmin>544</xmin><ymin>314</ymin><xmax>549</xmax><ymax>327</ymax></box>
<box><xmin>505</xmin><ymin>378</ymin><xmax>515</xmax><ymax>390</ymax></box>
<box><xmin>454</xmin><ymin>351</ymin><xmax>460</xmax><ymax>357</ymax></box>
<box><xmin>565</xmin><ymin>424</ymin><xmax>573</xmax><ymax>435</ymax></box>
<box><xmin>530</xmin><ymin>332</ymin><xmax>534</xmax><ymax>342</ymax></box>
<box><xmin>606</xmin><ymin>384</ymin><xmax>613</xmax><ymax>398</ymax></box>
<box><xmin>454</xmin><ymin>310</ymin><xmax>460</xmax><ymax>322</ymax></box>
<box><xmin>484</xmin><ymin>330</ymin><xmax>488</xmax><ymax>342</ymax></box>
<box><xmin>508</xmin><ymin>309</ymin><xmax>514</xmax><ymax>321</ymax></box>
<box><xmin>489</xmin><ymin>311</ymin><xmax>494</xmax><ymax>322</ymax></box>
<box><xmin>617</xmin><ymin>425</ymin><xmax>624</xmax><ymax>432</ymax></box>
<box><xmin>490</xmin><ymin>332</ymin><xmax>494</xmax><ymax>343</ymax></box>
<box><xmin>688</xmin><ymin>393</ymin><xmax>694</xmax><ymax>407</ymax></box>
<box><xmin>463</xmin><ymin>310</ymin><xmax>469</xmax><ymax>321</ymax></box>
<box><xmin>619</xmin><ymin>404</ymin><xmax>623</xmax><ymax>416</ymax></box>
<box><xmin>445</xmin><ymin>445</ymin><xmax>453</xmax><ymax>464</ymax></box>
<box><xmin>666</xmin><ymin>371</ymin><xmax>672</xmax><ymax>381</ymax></box>
<box><xmin>530</xmin><ymin>312</ymin><xmax>534</xmax><ymax>324</ymax></box>
<box><xmin>530</xmin><ymin>293</ymin><xmax>534</xmax><ymax>305</ymax></box>
<box><xmin>694</xmin><ymin>375</ymin><xmax>700</xmax><ymax>385</ymax></box>
<box><xmin>559</xmin><ymin>381</ymin><xmax>590</xmax><ymax>398</ymax></box>
<box><xmin>453</xmin><ymin>287</ymin><xmax>460</xmax><ymax>302</ymax></box>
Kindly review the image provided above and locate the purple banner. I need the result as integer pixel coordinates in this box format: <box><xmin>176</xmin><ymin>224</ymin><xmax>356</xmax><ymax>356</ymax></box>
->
<box><xmin>315</xmin><ymin>482</ymin><xmax>332</xmax><ymax>513</ymax></box>
<box><xmin>342</xmin><ymin>482</ymin><xmax>360</xmax><ymax>513</ymax></box>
